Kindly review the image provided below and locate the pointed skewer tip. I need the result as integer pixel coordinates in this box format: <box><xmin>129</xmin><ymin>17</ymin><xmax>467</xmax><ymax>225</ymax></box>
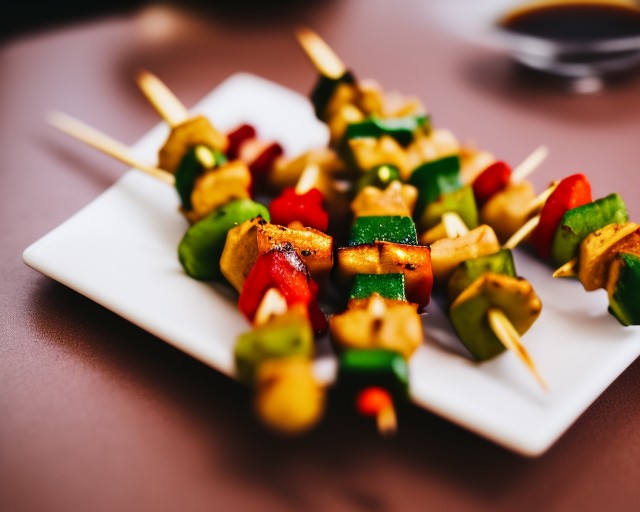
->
<box><xmin>487</xmin><ymin>308</ymin><xmax>548</xmax><ymax>392</ymax></box>
<box><xmin>294</xmin><ymin>25</ymin><xmax>346</xmax><ymax>79</ymax></box>
<box><xmin>553</xmin><ymin>258</ymin><xmax>578</xmax><ymax>278</ymax></box>
<box><xmin>511</xmin><ymin>144</ymin><xmax>550</xmax><ymax>184</ymax></box>
<box><xmin>377</xmin><ymin>405</ymin><xmax>398</xmax><ymax>438</ymax></box>
<box><xmin>135</xmin><ymin>68</ymin><xmax>189</xmax><ymax>127</ymax></box>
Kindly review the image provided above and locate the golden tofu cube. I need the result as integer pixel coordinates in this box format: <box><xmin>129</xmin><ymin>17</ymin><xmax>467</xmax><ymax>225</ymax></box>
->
<box><xmin>459</xmin><ymin>147</ymin><xmax>496</xmax><ymax>185</ymax></box>
<box><xmin>380</xmin><ymin>89</ymin><xmax>424</xmax><ymax>118</ymax></box>
<box><xmin>269</xmin><ymin>148</ymin><xmax>345</xmax><ymax>191</ymax></box>
<box><xmin>325</xmin><ymin>82</ymin><xmax>360</xmax><ymax>119</ymax></box>
<box><xmin>257</xmin><ymin>223</ymin><xmax>334</xmax><ymax>281</ymax></box>
<box><xmin>480</xmin><ymin>181</ymin><xmax>537</xmax><ymax>244</ymax></box>
<box><xmin>158</xmin><ymin>115</ymin><xmax>228</xmax><ymax>174</ymax></box>
<box><xmin>255</xmin><ymin>357</ymin><xmax>325</xmax><ymax>436</ymax></box>
<box><xmin>405</xmin><ymin>129</ymin><xmax>460</xmax><ymax>171</ymax></box>
<box><xmin>187</xmin><ymin>160</ymin><xmax>251</xmax><ymax>223</ymax></box>
<box><xmin>579</xmin><ymin>223</ymin><xmax>640</xmax><ymax>291</ymax></box>
<box><xmin>356</xmin><ymin>79</ymin><xmax>385</xmax><ymax>116</ymax></box>
<box><xmin>328</xmin><ymin>103</ymin><xmax>365</xmax><ymax>146</ymax></box>
<box><xmin>330</xmin><ymin>294</ymin><xmax>423</xmax><ymax>360</ymax></box>
<box><xmin>351</xmin><ymin>181</ymin><xmax>418</xmax><ymax>217</ymax></box>
<box><xmin>348</xmin><ymin>135</ymin><xmax>410</xmax><ymax>178</ymax></box>
<box><xmin>220</xmin><ymin>217</ymin><xmax>265</xmax><ymax>293</ymax></box>
<box><xmin>429</xmin><ymin>225</ymin><xmax>501</xmax><ymax>283</ymax></box>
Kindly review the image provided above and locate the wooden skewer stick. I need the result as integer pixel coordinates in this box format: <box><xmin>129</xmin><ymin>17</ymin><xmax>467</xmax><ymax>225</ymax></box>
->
<box><xmin>525</xmin><ymin>181</ymin><xmax>558</xmax><ymax>217</ymax></box>
<box><xmin>487</xmin><ymin>308</ymin><xmax>548</xmax><ymax>391</ymax></box>
<box><xmin>356</xmin><ymin>387</ymin><xmax>398</xmax><ymax>437</ymax></box>
<box><xmin>135</xmin><ymin>69</ymin><xmax>190</xmax><ymax>128</ymax></box>
<box><xmin>503</xmin><ymin>215</ymin><xmax>539</xmax><ymax>250</ymax></box>
<box><xmin>420</xmin><ymin>212</ymin><xmax>469</xmax><ymax>244</ymax></box>
<box><xmin>502</xmin><ymin>182</ymin><xmax>559</xmax><ymax>250</ymax></box>
<box><xmin>442</xmin><ymin>212</ymin><xmax>470</xmax><ymax>238</ymax></box>
<box><xmin>47</xmin><ymin>111</ymin><xmax>175</xmax><ymax>185</ymax></box>
<box><xmin>254</xmin><ymin>288</ymin><xmax>288</xmax><ymax>327</ymax></box>
<box><xmin>376</xmin><ymin>403</ymin><xmax>398</xmax><ymax>437</ymax></box>
<box><xmin>295</xmin><ymin>26</ymin><xmax>347</xmax><ymax>79</ymax></box>
<box><xmin>295</xmin><ymin>162</ymin><xmax>322</xmax><ymax>195</ymax></box>
<box><xmin>511</xmin><ymin>145</ymin><xmax>549</xmax><ymax>184</ymax></box>
<box><xmin>553</xmin><ymin>258</ymin><xmax>578</xmax><ymax>278</ymax></box>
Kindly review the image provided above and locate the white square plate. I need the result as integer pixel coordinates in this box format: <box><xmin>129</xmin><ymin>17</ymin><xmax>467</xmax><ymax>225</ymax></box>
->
<box><xmin>23</xmin><ymin>73</ymin><xmax>640</xmax><ymax>457</ymax></box>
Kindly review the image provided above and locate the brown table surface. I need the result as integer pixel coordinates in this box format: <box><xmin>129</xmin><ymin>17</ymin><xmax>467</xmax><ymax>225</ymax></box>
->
<box><xmin>3</xmin><ymin>1</ymin><xmax>640</xmax><ymax>510</ymax></box>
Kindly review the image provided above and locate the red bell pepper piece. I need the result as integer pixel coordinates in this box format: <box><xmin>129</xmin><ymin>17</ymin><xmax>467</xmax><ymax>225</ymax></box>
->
<box><xmin>238</xmin><ymin>247</ymin><xmax>327</xmax><ymax>334</ymax></box>
<box><xmin>226</xmin><ymin>125</ymin><xmax>283</xmax><ymax>188</ymax></box>
<box><xmin>356</xmin><ymin>387</ymin><xmax>393</xmax><ymax>417</ymax></box>
<box><xmin>532</xmin><ymin>173</ymin><xmax>592</xmax><ymax>261</ymax></box>
<box><xmin>249</xmin><ymin>142</ymin><xmax>284</xmax><ymax>186</ymax></box>
<box><xmin>226</xmin><ymin>124</ymin><xmax>256</xmax><ymax>160</ymax></box>
<box><xmin>269</xmin><ymin>187</ymin><xmax>329</xmax><ymax>232</ymax></box>
<box><xmin>306</xmin><ymin>278</ymin><xmax>328</xmax><ymax>335</ymax></box>
<box><xmin>472</xmin><ymin>161</ymin><xmax>512</xmax><ymax>207</ymax></box>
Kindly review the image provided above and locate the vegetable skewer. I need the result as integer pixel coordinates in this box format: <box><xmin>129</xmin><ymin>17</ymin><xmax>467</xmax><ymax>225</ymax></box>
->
<box><xmin>137</xmin><ymin>69</ymin><xmax>286</xmax><ymax>193</ymax></box>
<box><xmin>296</xmin><ymin>26</ymin><xmax>554</xmax><ymax>248</ymax></box>
<box><xmin>499</xmin><ymin>169</ymin><xmax>638</xmax><ymax>326</ymax></box>
<box><xmin>431</xmin><ymin>221</ymin><xmax>547</xmax><ymax>390</ymax></box>
<box><xmin>50</xmin><ymin>89</ymin><xmax>333</xmax><ymax>436</ymax></box>
<box><xmin>233</xmin><ymin>244</ymin><xmax>329</xmax><ymax>435</ymax></box>
<box><xmin>299</xmin><ymin>27</ymin><xmax>548</xmax><ymax>390</ymax></box>
<box><xmin>331</xmin><ymin>209</ymin><xmax>428</xmax><ymax>434</ymax></box>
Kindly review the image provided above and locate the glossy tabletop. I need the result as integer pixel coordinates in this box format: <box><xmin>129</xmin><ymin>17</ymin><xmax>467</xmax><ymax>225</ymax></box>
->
<box><xmin>3</xmin><ymin>1</ymin><xmax>640</xmax><ymax>510</ymax></box>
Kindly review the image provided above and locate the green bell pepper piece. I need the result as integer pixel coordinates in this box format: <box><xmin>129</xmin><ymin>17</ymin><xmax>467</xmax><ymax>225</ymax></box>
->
<box><xmin>348</xmin><ymin>216</ymin><xmax>418</xmax><ymax>246</ymax></box>
<box><xmin>343</xmin><ymin>114</ymin><xmax>430</xmax><ymax>147</ymax></box>
<box><xmin>608</xmin><ymin>252</ymin><xmax>640</xmax><ymax>326</ymax></box>
<box><xmin>450</xmin><ymin>292</ymin><xmax>504</xmax><ymax>361</ymax></box>
<box><xmin>408</xmin><ymin>155</ymin><xmax>461</xmax><ymax>217</ymax></box>
<box><xmin>551</xmin><ymin>193</ymin><xmax>628</xmax><ymax>266</ymax></box>
<box><xmin>417</xmin><ymin>185</ymin><xmax>478</xmax><ymax>232</ymax></box>
<box><xmin>337</xmin><ymin>348</ymin><xmax>409</xmax><ymax>401</ymax></box>
<box><xmin>178</xmin><ymin>199</ymin><xmax>269</xmax><ymax>281</ymax></box>
<box><xmin>234</xmin><ymin>310</ymin><xmax>314</xmax><ymax>385</ymax></box>
<box><xmin>350</xmin><ymin>273</ymin><xmax>406</xmax><ymax>301</ymax></box>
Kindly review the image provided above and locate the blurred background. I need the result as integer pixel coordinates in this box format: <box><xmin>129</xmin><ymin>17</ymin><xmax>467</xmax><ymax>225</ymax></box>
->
<box><xmin>2</xmin><ymin>0</ymin><xmax>140</xmax><ymax>41</ymax></box>
<box><xmin>1</xmin><ymin>0</ymin><xmax>325</xmax><ymax>42</ymax></box>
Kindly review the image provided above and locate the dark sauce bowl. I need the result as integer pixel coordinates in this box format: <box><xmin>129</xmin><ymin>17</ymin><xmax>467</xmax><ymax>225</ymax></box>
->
<box><xmin>495</xmin><ymin>1</ymin><xmax>640</xmax><ymax>78</ymax></box>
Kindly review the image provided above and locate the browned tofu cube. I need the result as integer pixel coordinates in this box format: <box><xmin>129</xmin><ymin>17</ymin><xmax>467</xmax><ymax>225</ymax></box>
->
<box><xmin>429</xmin><ymin>224</ymin><xmax>501</xmax><ymax>283</ymax></box>
<box><xmin>330</xmin><ymin>294</ymin><xmax>423</xmax><ymax>360</ymax></box>
<box><xmin>220</xmin><ymin>218</ymin><xmax>265</xmax><ymax>293</ymax></box>
<box><xmin>257</xmin><ymin>223</ymin><xmax>334</xmax><ymax>282</ymax></box>
<box><xmin>480</xmin><ymin>181</ymin><xmax>537</xmax><ymax>244</ymax></box>
<box><xmin>579</xmin><ymin>223</ymin><xmax>640</xmax><ymax>291</ymax></box>
<box><xmin>186</xmin><ymin>160</ymin><xmax>251</xmax><ymax>223</ymax></box>
<box><xmin>337</xmin><ymin>241</ymin><xmax>432</xmax><ymax>308</ymax></box>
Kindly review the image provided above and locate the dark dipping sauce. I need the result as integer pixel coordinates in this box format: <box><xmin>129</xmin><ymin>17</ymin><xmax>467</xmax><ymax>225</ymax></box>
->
<box><xmin>500</xmin><ymin>2</ymin><xmax>640</xmax><ymax>41</ymax></box>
